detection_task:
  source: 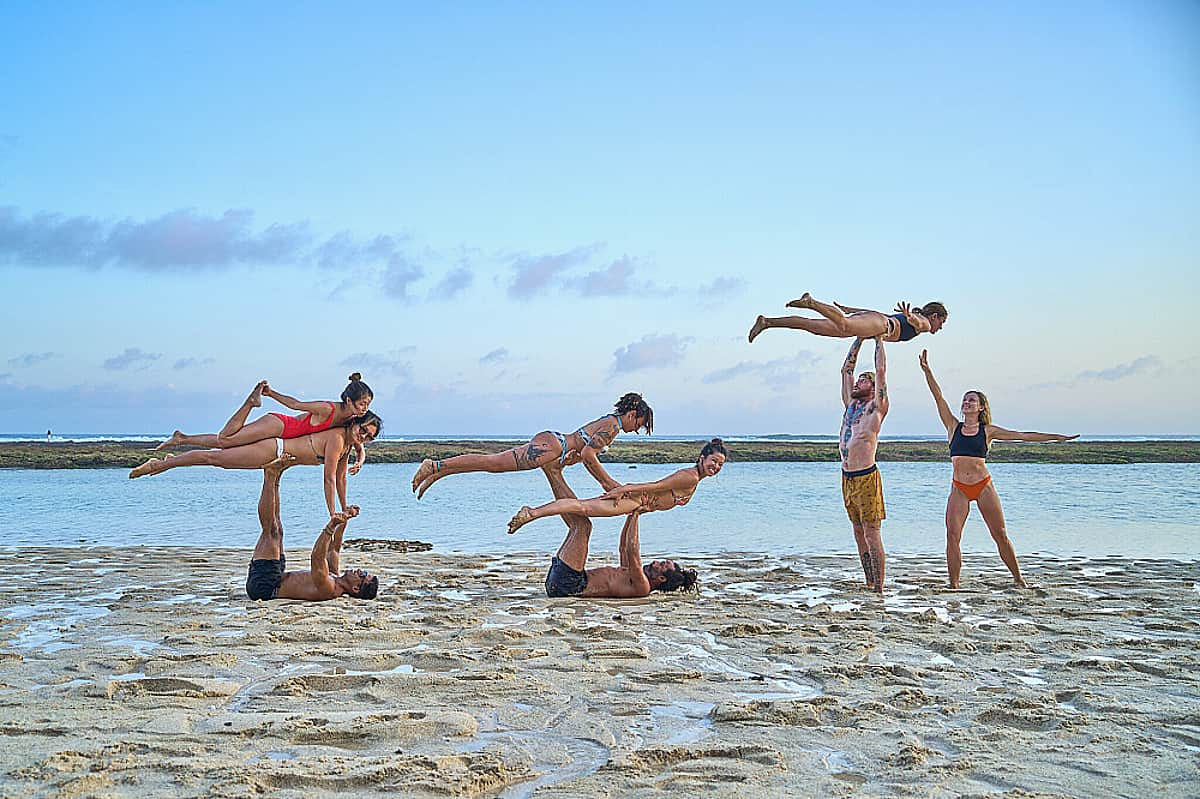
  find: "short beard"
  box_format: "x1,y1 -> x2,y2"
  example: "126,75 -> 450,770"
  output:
850,387 -> 872,400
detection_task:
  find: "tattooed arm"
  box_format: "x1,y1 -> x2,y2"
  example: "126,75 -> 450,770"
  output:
841,338 -> 863,407
580,422 -> 621,492
870,336 -> 889,416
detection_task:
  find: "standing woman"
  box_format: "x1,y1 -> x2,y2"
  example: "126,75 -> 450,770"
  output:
157,373 -> 374,474
411,393 -> 654,499
919,350 -> 1077,588
131,413 -> 383,523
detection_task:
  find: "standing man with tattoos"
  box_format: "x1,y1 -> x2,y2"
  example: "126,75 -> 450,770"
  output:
838,336 -> 889,593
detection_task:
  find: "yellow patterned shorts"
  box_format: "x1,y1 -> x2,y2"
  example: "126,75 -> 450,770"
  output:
842,465 -> 885,524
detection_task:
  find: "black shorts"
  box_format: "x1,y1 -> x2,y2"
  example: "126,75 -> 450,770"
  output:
246,553 -> 285,601
544,556 -> 588,598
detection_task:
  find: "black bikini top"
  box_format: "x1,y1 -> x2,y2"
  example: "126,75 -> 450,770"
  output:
949,422 -> 988,458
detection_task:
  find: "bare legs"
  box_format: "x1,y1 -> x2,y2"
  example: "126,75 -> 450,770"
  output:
413,431 -> 564,499
251,454 -> 296,561
543,465 -> 592,572
945,483 -> 1027,588
157,381 -> 283,450
509,495 -> 643,534
852,521 -> 885,594
130,438 -> 279,478
748,292 -> 891,343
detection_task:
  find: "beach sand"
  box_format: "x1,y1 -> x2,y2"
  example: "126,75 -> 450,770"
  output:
1,546 -> 1197,797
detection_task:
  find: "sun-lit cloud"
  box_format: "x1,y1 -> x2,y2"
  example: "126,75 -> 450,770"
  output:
611,334 -> 690,374
506,243 -> 603,299
575,256 -> 642,296
102,348 -> 161,371
340,349 -> 416,379
1031,355 -> 1163,390
7,351 -> 59,368
697,276 -> 746,297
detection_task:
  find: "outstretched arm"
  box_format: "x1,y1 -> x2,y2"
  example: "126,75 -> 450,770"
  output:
264,384 -> 336,417
308,514 -> 347,596
987,426 -> 1080,443
895,301 -> 931,334
321,434 -> 345,518
601,467 -> 699,501
841,338 -> 863,407
617,513 -> 652,596
325,506 -> 358,573
579,421 -> 622,491
869,337 -> 888,415
919,350 -> 958,434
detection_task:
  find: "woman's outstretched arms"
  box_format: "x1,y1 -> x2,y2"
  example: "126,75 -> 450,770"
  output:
263,383 -> 336,417
986,426 -> 1080,443
919,350 -> 959,434
601,467 -> 699,501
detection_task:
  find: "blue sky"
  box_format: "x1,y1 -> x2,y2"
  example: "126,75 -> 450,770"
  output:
1,2 -> 1197,436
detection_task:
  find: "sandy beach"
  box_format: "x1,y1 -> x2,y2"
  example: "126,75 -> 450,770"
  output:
1,546 -> 1197,797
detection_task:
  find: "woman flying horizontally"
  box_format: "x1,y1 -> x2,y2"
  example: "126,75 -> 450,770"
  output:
919,350 -> 1077,589
157,373 -> 375,473
130,413 -> 383,522
411,393 -> 654,499
749,293 -> 947,344
507,438 -> 726,534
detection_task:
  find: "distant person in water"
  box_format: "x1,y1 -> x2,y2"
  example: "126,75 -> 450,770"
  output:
508,438 -> 726,534
919,350 -> 1078,589
46,430 -> 51,443
157,373 -> 374,474
245,455 -> 378,602
539,463 -> 697,598
838,337 -> 889,594
130,413 -> 382,522
411,393 -> 654,499
749,293 -> 947,344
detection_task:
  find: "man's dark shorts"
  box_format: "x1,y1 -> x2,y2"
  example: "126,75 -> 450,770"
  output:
246,553 -> 285,601
545,556 -> 588,597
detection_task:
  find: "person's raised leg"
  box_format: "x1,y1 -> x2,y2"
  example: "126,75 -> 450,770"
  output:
157,381 -> 272,450
510,495 -> 640,534
415,432 -> 561,498
944,489 -> 970,588
749,314 -> 845,343
220,380 -> 268,438
251,455 -> 293,560
130,438 -> 278,478
976,484 -> 1027,588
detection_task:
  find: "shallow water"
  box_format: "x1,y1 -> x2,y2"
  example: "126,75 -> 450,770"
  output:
1,461 -> 1196,558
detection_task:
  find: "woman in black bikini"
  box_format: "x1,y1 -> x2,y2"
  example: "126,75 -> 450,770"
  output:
507,439 -> 726,534
919,350 -> 1077,588
749,293 -> 947,344
411,393 -> 653,499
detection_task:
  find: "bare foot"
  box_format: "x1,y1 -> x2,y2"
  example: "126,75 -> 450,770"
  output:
1014,577 -> 1029,589
154,430 -> 185,451
411,459 -> 436,494
264,453 -> 298,477
747,315 -> 768,344
129,457 -> 165,479
507,506 -> 534,535
248,380 -> 268,408
785,292 -> 814,310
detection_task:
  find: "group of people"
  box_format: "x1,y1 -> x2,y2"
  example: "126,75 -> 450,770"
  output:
749,293 -> 1076,592
129,292 -> 1076,602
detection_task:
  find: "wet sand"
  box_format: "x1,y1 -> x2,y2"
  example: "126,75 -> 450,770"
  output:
1,546 -> 1197,797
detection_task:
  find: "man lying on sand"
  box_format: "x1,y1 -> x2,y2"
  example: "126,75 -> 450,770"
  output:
246,455 -> 379,602
541,463 -> 696,598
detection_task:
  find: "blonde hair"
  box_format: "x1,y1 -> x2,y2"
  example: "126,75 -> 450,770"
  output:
964,390 -> 991,426
859,371 -> 875,385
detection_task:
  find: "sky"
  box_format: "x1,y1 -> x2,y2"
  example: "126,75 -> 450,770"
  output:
1,2 -> 1197,436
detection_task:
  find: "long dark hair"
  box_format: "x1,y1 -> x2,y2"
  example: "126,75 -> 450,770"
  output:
353,410 -> 383,438
615,392 -> 654,434
645,562 -> 698,593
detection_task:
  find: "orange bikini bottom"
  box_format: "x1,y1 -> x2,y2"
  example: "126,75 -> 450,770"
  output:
952,476 -> 992,502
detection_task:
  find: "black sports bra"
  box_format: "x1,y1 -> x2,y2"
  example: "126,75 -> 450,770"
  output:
949,423 -> 987,458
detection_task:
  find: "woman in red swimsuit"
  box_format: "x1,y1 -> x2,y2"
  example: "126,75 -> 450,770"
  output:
919,350 -> 1077,589
507,439 -> 726,534
131,413 -> 383,522
157,373 -> 374,473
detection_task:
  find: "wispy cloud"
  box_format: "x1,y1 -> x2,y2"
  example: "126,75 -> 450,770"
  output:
697,276 -> 746,297
430,266 -> 473,300
480,348 -> 510,365
1032,355 -> 1163,390
702,352 -> 822,385
611,334 -> 690,374
173,356 -> 216,371
340,350 -> 416,379
381,255 -> 425,301
507,244 -> 602,299
102,347 -> 161,371
8,351 -> 58,368
575,256 -> 642,297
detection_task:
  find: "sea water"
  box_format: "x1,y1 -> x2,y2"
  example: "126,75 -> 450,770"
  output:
1,462 -> 1196,559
